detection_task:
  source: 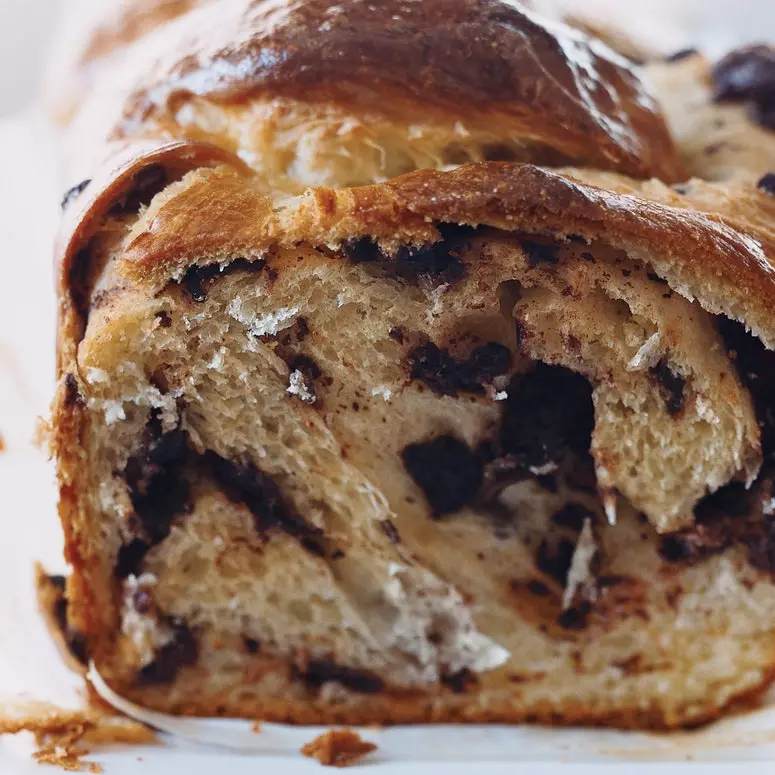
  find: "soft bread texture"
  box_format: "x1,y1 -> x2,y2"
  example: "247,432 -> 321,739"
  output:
54,0 -> 683,189
50,1 -> 775,730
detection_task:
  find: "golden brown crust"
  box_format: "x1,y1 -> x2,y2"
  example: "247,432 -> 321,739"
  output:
65,0 -> 684,182
82,150 -> 774,347
113,654 -> 775,730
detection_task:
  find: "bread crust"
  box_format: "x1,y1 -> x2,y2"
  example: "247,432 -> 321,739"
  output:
59,0 -> 683,183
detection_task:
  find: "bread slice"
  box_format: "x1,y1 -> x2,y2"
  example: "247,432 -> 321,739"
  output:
51,151 -> 775,728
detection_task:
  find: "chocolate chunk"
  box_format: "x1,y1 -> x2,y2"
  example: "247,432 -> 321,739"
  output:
344,235 -> 466,284
116,538 -> 152,579
580,252 -> 595,263
664,47 -> 698,62
388,327 -> 405,344
155,310 -> 172,328
125,423 -> 191,545
331,549 -> 346,560
379,519 -> 401,544
536,537 -> 576,586
295,317 -> 310,341
288,354 -> 323,380
181,258 -> 266,303
297,660 -> 384,694
719,317 -> 775,459
526,579 -> 551,596
408,341 -> 510,397
711,45 -> 775,130
206,453 -> 325,555
499,365 -> 594,469
757,172 -> 775,195
557,602 -> 591,631
244,637 -> 260,654
61,179 -> 91,211
552,503 -> 593,532
182,264 -> 221,302
522,239 -> 559,267
440,668 -> 476,693
63,373 -> 83,407
752,96 -> 775,131
647,272 -> 668,284
712,45 -> 775,102
650,360 -> 686,416
402,435 -> 484,517
138,619 -> 198,684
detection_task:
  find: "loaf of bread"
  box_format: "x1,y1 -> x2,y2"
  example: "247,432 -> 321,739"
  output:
50,0 -> 775,729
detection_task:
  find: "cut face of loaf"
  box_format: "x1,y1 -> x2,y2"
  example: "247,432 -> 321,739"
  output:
53,155 -> 775,728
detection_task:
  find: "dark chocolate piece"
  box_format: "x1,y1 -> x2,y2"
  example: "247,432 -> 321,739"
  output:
206,453 -> 325,555
61,179 -> 91,211
388,327 -> 405,344
408,341 -> 510,397
181,258 -> 266,303
63,373 -> 83,407
757,172 -> 775,195
155,310 -> 172,328
244,637 -> 260,654
46,574 -> 89,666
536,537 -> 576,586
526,579 -> 551,596
138,619 -> 198,684
402,435 -> 484,517
712,44 -> 775,102
551,503 -> 593,532
557,602 -> 591,631
499,364 -> 594,469
650,360 -> 686,416
125,422 -> 191,546
440,668 -> 476,693
297,660 -> 384,694
116,538 -> 152,579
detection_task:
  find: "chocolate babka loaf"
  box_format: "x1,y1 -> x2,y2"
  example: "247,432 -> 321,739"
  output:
50,0 -> 775,728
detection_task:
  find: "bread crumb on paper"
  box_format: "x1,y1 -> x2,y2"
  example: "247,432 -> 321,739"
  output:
301,729 -> 377,767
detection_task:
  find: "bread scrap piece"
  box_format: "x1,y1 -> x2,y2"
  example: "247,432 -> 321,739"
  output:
301,729 -> 377,767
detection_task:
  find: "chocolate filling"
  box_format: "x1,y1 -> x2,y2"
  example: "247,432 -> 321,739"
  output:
649,359 -> 686,416
440,668 -> 477,693
181,258 -> 266,303
63,373 -> 83,408
408,341 -> 511,397
137,618 -> 198,685
295,660 -> 384,694
402,435 -> 485,517
660,319 -> 775,574
206,453 -> 325,556
758,173 -> 775,195
342,233 -> 466,285
498,365 -> 594,469
536,537 -> 576,586
552,503 -> 593,532
124,419 -> 191,546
